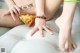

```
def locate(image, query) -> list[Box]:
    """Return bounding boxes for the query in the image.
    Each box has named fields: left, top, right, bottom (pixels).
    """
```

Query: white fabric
left=11, top=39, right=58, bottom=53
left=10, top=26, right=59, bottom=53
left=0, top=25, right=31, bottom=53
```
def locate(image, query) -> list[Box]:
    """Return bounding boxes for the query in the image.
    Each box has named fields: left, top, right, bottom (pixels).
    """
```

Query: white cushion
left=25, top=31, right=58, bottom=44
left=11, top=39, right=58, bottom=53
left=11, top=26, right=59, bottom=53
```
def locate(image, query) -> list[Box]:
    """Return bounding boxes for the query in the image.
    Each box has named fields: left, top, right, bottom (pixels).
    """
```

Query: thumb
left=3, top=11, right=10, bottom=16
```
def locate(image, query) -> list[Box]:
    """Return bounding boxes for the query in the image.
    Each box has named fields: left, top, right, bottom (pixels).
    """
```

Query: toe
left=59, top=46, right=65, bottom=52
left=72, top=43, right=77, bottom=49
left=69, top=44, right=73, bottom=51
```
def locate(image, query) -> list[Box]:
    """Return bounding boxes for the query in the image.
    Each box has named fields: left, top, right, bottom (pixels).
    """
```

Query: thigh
left=0, top=9, right=23, bottom=27
left=45, top=0, right=62, bottom=20
left=15, top=0, right=62, bottom=20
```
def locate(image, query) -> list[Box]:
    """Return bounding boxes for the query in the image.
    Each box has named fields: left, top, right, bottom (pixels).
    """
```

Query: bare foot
left=55, top=16, right=77, bottom=52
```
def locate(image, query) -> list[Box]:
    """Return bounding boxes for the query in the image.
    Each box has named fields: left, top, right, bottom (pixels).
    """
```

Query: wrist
left=35, top=18, right=46, bottom=24
left=35, top=16, right=46, bottom=19
left=35, top=17, right=46, bottom=23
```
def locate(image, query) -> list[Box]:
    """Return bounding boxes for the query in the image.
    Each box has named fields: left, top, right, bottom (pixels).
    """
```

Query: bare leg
left=45, top=0, right=62, bottom=20
left=0, top=9, right=23, bottom=27
left=55, top=2, right=77, bottom=51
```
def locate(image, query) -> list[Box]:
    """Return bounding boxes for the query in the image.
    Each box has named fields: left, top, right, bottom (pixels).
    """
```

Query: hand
left=4, top=5, right=21, bottom=21
left=30, top=18, right=53, bottom=37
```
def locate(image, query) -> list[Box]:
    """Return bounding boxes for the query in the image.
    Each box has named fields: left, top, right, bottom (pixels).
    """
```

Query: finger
left=67, top=43, right=70, bottom=52
left=69, top=44, right=73, bottom=52
left=65, top=42, right=69, bottom=52
left=66, top=48, right=69, bottom=52
left=12, top=8, right=19, bottom=18
left=43, top=26, right=53, bottom=34
left=59, top=48, right=65, bottom=52
left=12, top=8, right=19, bottom=16
left=72, top=43, right=77, bottom=49
left=46, top=25, right=53, bottom=31
left=10, top=10, right=16, bottom=21
left=71, top=44, right=74, bottom=51
left=30, top=26, right=38, bottom=36
left=3, top=11, right=10, bottom=16
left=14, top=6, right=21, bottom=15
left=39, top=27, right=44, bottom=37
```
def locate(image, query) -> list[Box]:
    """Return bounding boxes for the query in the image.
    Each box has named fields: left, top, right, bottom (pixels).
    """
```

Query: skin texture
left=55, top=2, right=77, bottom=52
left=0, top=0, right=62, bottom=27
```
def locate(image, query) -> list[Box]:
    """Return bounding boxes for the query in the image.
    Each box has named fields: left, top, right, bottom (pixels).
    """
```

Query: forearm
left=62, top=2, right=77, bottom=18
left=5, top=0, right=15, bottom=6
left=35, top=0, right=45, bottom=16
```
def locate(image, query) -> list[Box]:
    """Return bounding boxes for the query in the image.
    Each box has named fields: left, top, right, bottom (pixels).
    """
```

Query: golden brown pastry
left=19, top=14, right=35, bottom=27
